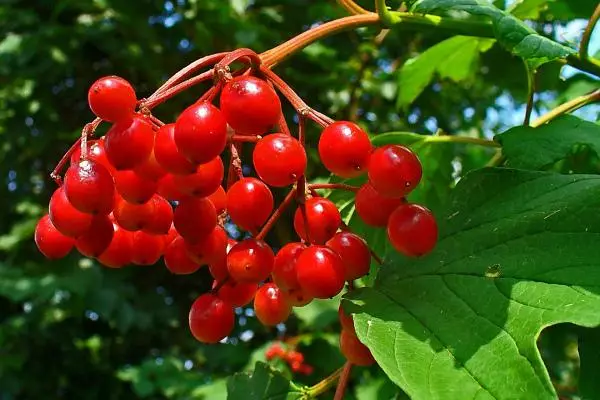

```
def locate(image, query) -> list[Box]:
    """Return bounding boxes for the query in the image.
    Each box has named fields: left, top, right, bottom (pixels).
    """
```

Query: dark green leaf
left=227, top=362, right=306, bottom=400
left=577, top=326, right=600, bottom=399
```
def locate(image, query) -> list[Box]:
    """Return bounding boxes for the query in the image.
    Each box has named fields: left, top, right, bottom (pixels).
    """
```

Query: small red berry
left=64, top=159, right=115, bottom=215
left=189, top=293, right=234, bottom=343
left=173, top=197, right=217, bottom=243
left=326, top=232, right=370, bottom=281
left=70, top=138, right=114, bottom=173
left=227, top=239, right=274, bottom=283
left=154, top=123, right=197, bottom=175
left=164, top=236, right=201, bottom=274
left=208, top=255, right=229, bottom=282
left=207, top=186, right=227, bottom=214
left=283, top=287, right=313, bottom=307
left=114, top=170, right=157, bottom=204
left=296, top=246, right=345, bottom=299
left=338, top=305, right=355, bottom=335
left=340, top=329, right=375, bottom=366
left=318, top=121, right=372, bottom=178
left=355, top=183, right=405, bottom=227
left=113, top=196, right=154, bottom=231
left=49, top=187, right=93, bottom=238
left=104, top=114, right=154, bottom=170
left=75, top=215, right=114, bottom=257
left=226, top=178, right=274, bottom=231
left=157, top=174, right=187, bottom=201
left=254, top=283, right=291, bottom=326
left=387, top=203, right=437, bottom=257
left=272, top=242, right=306, bottom=291
left=253, top=133, right=306, bottom=187
left=185, top=225, right=228, bottom=265
left=134, top=148, right=166, bottom=182
left=215, top=280, right=258, bottom=308
left=368, top=145, right=422, bottom=198
left=88, top=76, right=137, bottom=122
left=142, top=195, right=173, bottom=235
left=35, top=215, right=75, bottom=259
left=98, top=224, right=134, bottom=268
left=131, top=231, right=164, bottom=265
left=293, top=197, right=341, bottom=245
left=265, top=343, right=285, bottom=361
left=173, top=156, right=224, bottom=197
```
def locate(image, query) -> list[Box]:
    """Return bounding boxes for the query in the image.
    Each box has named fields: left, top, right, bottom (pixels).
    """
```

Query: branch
left=580, top=3, right=600, bottom=61
left=523, top=62, right=536, bottom=126
left=530, top=89, right=600, bottom=128
left=425, top=135, right=500, bottom=147
left=375, top=0, right=395, bottom=28
left=333, top=362, right=353, bottom=400
left=337, top=0, right=370, bottom=15
left=305, top=365, right=344, bottom=397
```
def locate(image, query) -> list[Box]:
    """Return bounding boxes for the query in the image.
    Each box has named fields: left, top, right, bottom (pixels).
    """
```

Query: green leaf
left=509, top=0, right=552, bottom=20
left=345, top=168, right=600, bottom=400
left=577, top=326, right=600, bottom=399
left=408, top=0, right=576, bottom=68
left=396, top=36, right=494, bottom=108
left=496, top=115, right=600, bottom=170
left=227, top=362, right=305, bottom=400
left=293, top=295, right=340, bottom=330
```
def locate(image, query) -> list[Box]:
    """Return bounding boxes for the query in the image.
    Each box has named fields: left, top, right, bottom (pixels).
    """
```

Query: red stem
left=255, top=188, right=297, bottom=241
left=143, top=70, right=214, bottom=109
left=214, top=48, right=262, bottom=80
left=333, top=362, right=353, bottom=400
left=308, top=183, right=359, bottom=193
left=227, top=143, right=243, bottom=189
left=154, top=52, right=227, bottom=95
left=231, top=134, right=262, bottom=143
left=278, top=112, right=292, bottom=136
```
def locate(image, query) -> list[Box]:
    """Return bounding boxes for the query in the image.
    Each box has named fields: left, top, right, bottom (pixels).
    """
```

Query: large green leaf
left=396, top=36, right=495, bottom=108
left=496, top=115, right=600, bottom=170
left=345, top=168, right=600, bottom=400
left=227, top=362, right=305, bottom=400
left=408, top=0, right=576, bottom=68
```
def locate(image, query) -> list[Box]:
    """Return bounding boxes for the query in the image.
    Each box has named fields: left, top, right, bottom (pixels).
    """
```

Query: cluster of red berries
left=34, top=49, right=437, bottom=367
left=264, top=342, right=313, bottom=375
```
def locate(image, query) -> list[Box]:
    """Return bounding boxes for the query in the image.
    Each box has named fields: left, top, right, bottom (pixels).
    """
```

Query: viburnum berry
left=355, top=183, right=405, bottom=227
left=220, top=76, right=281, bottom=135
left=208, top=255, right=229, bottom=282
left=189, top=293, right=234, bottom=343
left=98, top=223, right=134, bottom=268
left=154, top=123, right=197, bottom=175
left=174, top=102, right=227, bottom=165
left=75, top=214, right=114, bottom=257
left=340, top=329, right=375, bottom=366
left=173, top=156, right=224, bottom=197
left=227, top=238, right=274, bottom=283
left=142, top=195, right=173, bottom=235
left=272, top=242, right=306, bottom=291
left=157, top=174, right=187, bottom=201
left=283, top=287, right=313, bottom=307
left=131, top=231, right=164, bottom=265
left=293, top=197, right=341, bottom=245
left=70, top=138, right=114, bottom=173
left=113, top=196, right=154, bottom=231
left=387, top=203, right=437, bottom=257
left=134, top=148, right=166, bottom=182
left=226, top=177, right=273, bottom=231
left=207, top=186, right=227, bottom=214
left=253, top=133, right=306, bottom=187
left=114, top=170, right=157, bottom=204
left=64, top=159, right=115, bottom=215
left=296, top=245, right=345, bottom=299
left=35, top=215, right=75, bottom=259
left=48, top=187, right=93, bottom=238
left=326, top=232, right=370, bottom=281
left=88, top=76, right=137, bottom=122
left=338, top=305, right=355, bottom=335
left=265, top=343, right=286, bottom=361
left=368, top=144, right=422, bottom=198
left=318, top=121, right=372, bottom=178
left=215, top=280, right=258, bottom=308
left=173, top=197, right=217, bottom=243
left=254, top=283, right=291, bottom=326
left=164, top=236, right=201, bottom=275
left=104, top=114, right=154, bottom=170
left=164, top=223, right=178, bottom=247
left=185, top=225, right=228, bottom=265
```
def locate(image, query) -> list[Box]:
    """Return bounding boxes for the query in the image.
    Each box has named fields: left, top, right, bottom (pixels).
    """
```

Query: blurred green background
left=1, top=0, right=598, bottom=398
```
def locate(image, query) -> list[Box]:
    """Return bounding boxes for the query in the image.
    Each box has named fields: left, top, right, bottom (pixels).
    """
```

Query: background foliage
left=0, top=0, right=598, bottom=399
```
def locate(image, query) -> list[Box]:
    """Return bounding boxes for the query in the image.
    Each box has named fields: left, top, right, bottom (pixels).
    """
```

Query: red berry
left=368, top=145, right=422, bottom=198
left=207, top=186, right=227, bottom=214
left=355, top=183, right=405, bottom=227
left=134, top=148, right=166, bottom=182
left=157, top=174, right=187, bottom=201
left=220, top=76, right=281, bottom=135
left=105, top=114, right=154, bottom=170
left=253, top=133, right=306, bottom=187
left=88, top=76, right=136, bottom=122
left=185, top=225, right=228, bottom=265
left=318, top=121, right=371, bottom=178
left=164, top=236, right=201, bottom=274
left=164, top=223, right=178, bottom=246
left=173, top=156, right=224, bottom=197
left=326, top=232, right=370, bottom=281
left=387, top=203, right=437, bottom=257
left=154, top=123, right=197, bottom=175
left=173, top=197, right=217, bottom=243
left=49, top=187, right=93, bottom=238
left=131, top=231, right=164, bottom=265
left=265, top=343, right=285, bottom=360
left=227, top=239, right=274, bottom=283
left=296, top=246, right=345, bottom=299
left=293, top=197, right=341, bottom=245
left=143, top=195, right=173, bottom=235
left=272, top=242, right=306, bottom=291
left=64, top=160, right=114, bottom=215
left=113, top=196, right=154, bottom=231
left=254, top=283, right=291, bottom=326
left=114, top=170, right=157, bottom=204
left=35, top=215, right=75, bottom=259
left=98, top=224, right=134, bottom=268
left=283, top=288, right=313, bottom=307
left=338, top=305, right=355, bottom=335
left=209, top=255, right=229, bottom=282
left=227, top=178, right=273, bottom=231
left=174, top=102, right=227, bottom=165
left=70, top=138, right=114, bottom=173
left=340, top=329, right=375, bottom=366
left=75, top=215, right=114, bottom=257
left=189, top=293, right=234, bottom=343
left=286, top=350, right=304, bottom=365
left=215, top=280, right=258, bottom=307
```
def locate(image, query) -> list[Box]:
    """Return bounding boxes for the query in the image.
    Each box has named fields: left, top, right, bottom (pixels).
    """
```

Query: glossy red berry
left=355, top=183, right=405, bottom=227
left=64, top=159, right=114, bottom=215
left=105, top=114, right=154, bottom=170
left=174, top=102, right=227, bottom=165
left=215, top=280, right=258, bottom=308
left=173, top=156, right=224, bottom=197
left=35, top=215, right=75, bottom=259
left=143, top=195, right=173, bottom=235
left=164, top=236, right=201, bottom=274
left=157, top=174, right=187, bottom=201
left=293, top=197, right=341, bottom=245
left=227, top=238, right=274, bottom=283
left=131, top=231, right=164, bottom=265
left=207, top=186, right=227, bottom=214
left=98, top=224, right=134, bottom=268
left=113, top=196, right=154, bottom=231
left=226, top=178, right=273, bottom=231
left=283, top=288, right=313, bottom=307
left=340, top=329, right=375, bottom=366
left=220, top=76, right=281, bottom=135
left=134, top=148, right=166, bottom=182
left=208, top=255, right=229, bottom=282
left=387, top=203, right=437, bottom=257
left=272, top=242, right=306, bottom=291
left=154, top=123, right=197, bottom=175
left=70, top=138, right=114, bottom=173
left=326, top=232, right=370, bottom=281
left=189, top=293, right=235, bottom=343
left=48, top=187, right=93, bottom=238
left=368, top=145, right=422, bottom=198
left=88, top=76, right=136, bottom=122
left=253, top=133, right=306, bottom=187
left=164, top=223, right=178, bottom=246
left=254, top=283, right=291, bottom=326
left=185, top=225, right=228, bottom=265
left=114, top=170, right=157, bottom=204
left=173, top=197, right=217, bottom=243
left=296, top=246, right=345, bottom=299
left=75, top=215, right=114, bottom=257
left=338, top=305, right=355, bottom=335
left=318, top=121, right=371, bottom=178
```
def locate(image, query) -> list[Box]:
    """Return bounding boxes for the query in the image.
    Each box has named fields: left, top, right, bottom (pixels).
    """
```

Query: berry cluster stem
left=337, top=0, right=370, bottom=15
left=305, top=365, right=344, bottom=397
left=580, top=3, right=600, bottom=61
left=255, top=188, right=297, bottom=241
left=308, top=183, right=360, bottom=193
left=531, top=89, right=600, bottom=128
left=333, top=362, right=353, bottom=400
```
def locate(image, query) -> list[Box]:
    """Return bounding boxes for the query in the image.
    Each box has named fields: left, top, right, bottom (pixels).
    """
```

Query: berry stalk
left=333, top=362, right=353, bottom=400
